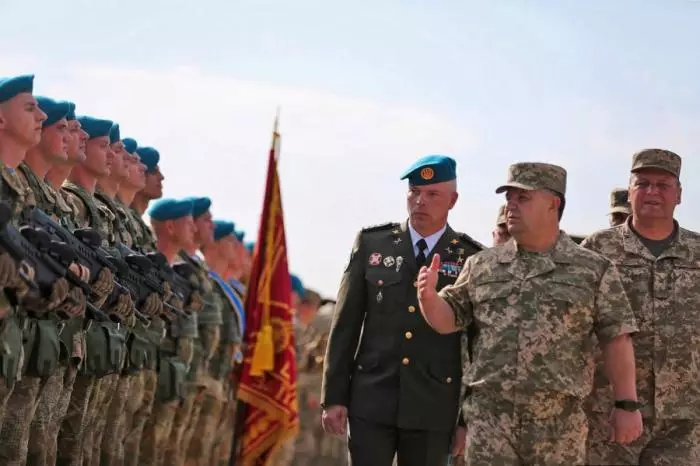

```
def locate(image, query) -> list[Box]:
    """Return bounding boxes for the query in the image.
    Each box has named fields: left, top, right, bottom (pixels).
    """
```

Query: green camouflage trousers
left=56, top=374, right=97, bottom=465
left=139, top=398, right=179, bottom=466
left=124, top=369, right=157, bottom=466
left=100, top=373, right=135, bottom=465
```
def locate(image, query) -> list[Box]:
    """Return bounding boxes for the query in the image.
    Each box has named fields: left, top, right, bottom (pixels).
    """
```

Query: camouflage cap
left=495, top=162, right=567, bottom=197
left=496, top=204, right=506, bottom=226
left=631, top=148, right=681, bottom=178
left=609, top=187, right=631, bottom=215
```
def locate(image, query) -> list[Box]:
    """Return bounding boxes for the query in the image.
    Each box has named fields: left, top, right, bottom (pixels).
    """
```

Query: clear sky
left=2, top=0, right=699, bottom=297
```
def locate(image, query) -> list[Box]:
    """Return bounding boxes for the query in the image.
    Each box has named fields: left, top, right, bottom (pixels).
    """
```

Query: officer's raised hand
left=417, top=254, right=441, bottom=301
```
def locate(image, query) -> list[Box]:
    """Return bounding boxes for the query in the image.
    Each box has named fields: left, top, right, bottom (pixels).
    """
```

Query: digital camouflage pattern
left=495, top=162, right=567, bottom=196
left=630, top=148, right=681, bottom=178
left=438, top=232, right=638, bottom=464
left=581, top=220, right=700, bottom=464
left=609, top=187, right=631, bottom=215
left=496, top=204, right=506, bottom=226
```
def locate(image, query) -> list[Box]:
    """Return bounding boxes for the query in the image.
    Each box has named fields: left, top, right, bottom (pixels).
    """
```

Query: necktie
left=416, top=238, right=428, bottom=269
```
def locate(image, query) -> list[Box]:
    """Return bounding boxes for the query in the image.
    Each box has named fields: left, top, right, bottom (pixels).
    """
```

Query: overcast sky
left=2, top=0, right=700, bottom=296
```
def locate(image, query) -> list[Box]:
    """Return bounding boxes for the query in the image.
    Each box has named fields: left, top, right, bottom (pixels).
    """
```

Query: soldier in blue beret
left=321, top=154, right=483, bottom=466
left=46, top=101, right=88, bottom=189
left=26, top=96, right=71, bottom=166
left=189, top=219, right=245, bottom=463
left=0, top=74, right=47, bottom=168
left=131, top=146, right=164, bottom=223
left=122, top=137, right=138, bottom=155
left=68, top=116, right=114, bottom=190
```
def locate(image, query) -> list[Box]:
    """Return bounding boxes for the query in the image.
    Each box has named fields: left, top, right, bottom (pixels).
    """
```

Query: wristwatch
left=614, top=399, right=642, bottom=412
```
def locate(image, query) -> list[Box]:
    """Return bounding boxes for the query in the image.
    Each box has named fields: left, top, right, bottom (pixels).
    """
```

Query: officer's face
left=407, top=181, right=458, bottom=233
left=39, top=118, right=69, bottom=162
left=629, top=170, right=681, bottom=221
left=609, top=212, right=629, bottom=227
left=66, top=120, right=87, bottom=163
left=504, top=188, right=560, bottom=236
left=84, top=135, right=112, bottom=176
left=142, top=167, right=164, bottom=199
left=0, top=93, right=47, bottom=147
left=109, top=141, right=129, bottom=179
left=492, top=224, right=510, bottom=246
left=194, top=211, right=214, bottom=247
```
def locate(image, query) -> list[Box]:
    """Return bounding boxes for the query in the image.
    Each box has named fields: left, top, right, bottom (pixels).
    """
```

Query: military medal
left=393, top=237, right=402, bottom=245
left=445, top=246, right=453, bottom=255
left=395, top=256, right=404, bottom=272
left=383, top=256, right=395, bottom=268
left=369, top=253, right=382, bottom=266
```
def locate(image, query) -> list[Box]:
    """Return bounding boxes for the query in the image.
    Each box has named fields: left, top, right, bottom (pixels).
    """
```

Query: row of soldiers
left=0, top=72, right=267, bottom=466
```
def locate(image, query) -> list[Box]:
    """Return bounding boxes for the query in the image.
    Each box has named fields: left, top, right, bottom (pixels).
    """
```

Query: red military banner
left=236, top=117, right=299, bottom=466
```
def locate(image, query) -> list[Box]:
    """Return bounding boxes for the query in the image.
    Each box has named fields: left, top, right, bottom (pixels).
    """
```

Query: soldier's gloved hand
left=187, top=290, right=204, bottom=314
left=69, top=262, right=90, bottom=283
left=141, top=292, right=163, bottom=318
left=54, top=286, right=87, bottom=319
left=0, top=252, right=19, bottom=288
left=108, top=291, right=134, bottom=323
left=90, top=267, right=115, bottom=304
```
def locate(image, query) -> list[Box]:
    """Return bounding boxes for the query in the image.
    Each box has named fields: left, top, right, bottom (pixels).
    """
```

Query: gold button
left=446, top=377, right=453, bottom=383
left=405, top=331, right=413, bottom=340
left=357, top=364, right=363, bottom=370
left=408, top=306, right=416, bottom=313
left=402, top=357, right=410, bottom=365
left=378, top=279, right=384, bottom=286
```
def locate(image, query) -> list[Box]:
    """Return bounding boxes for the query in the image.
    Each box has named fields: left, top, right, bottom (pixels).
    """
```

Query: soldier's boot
left=0, top=375, right=45, bottom=465
left=56, top=375, right=96, bottom=466
left=27, top=365, right=66, bottom=466
left=91, top=373, right=120, bottom=466
left=123, top=369, right=155, bottom=466
left=100, top=374, right=133, bottom=465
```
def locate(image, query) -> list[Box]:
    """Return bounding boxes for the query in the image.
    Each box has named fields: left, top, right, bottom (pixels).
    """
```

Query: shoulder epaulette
left=457, top=232, right=487, bottom=251
left=361, top=222, right=400, bottom=233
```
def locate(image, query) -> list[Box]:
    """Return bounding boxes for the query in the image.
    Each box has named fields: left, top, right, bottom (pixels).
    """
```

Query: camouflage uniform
left=438, top=163, right=638, bottom=466
left=15, top=163, right=88, bottom=466
left=122, top=205, right=163, bottom=466
left=165, top=252, right=222, bottom=466
left=186, top=270, right=242, bottom=466
left=0, top=163, right=79, bottom=466
left=57, top=181, right=125, bottom=466
left=582, top=149, right=700, bottom=466
left=292, top=304, right=347, bottom=466
left=0, top=164, right=35, bottom=445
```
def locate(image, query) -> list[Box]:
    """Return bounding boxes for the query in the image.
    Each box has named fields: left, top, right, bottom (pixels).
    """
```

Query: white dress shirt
left=408, top=223, right=447, bottom=258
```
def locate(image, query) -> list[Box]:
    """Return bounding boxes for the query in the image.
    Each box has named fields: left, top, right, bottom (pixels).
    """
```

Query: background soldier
left=608, top=187, right=631, bottom=227
left=492, top=204, right=510, bottom=245
left=582, top=149, right=700, bottom=465
left=142, top=198, right=200, bottom=466
left=418, top=162, right=642, bottom=465
left=321, top=155, right=482, bottom=466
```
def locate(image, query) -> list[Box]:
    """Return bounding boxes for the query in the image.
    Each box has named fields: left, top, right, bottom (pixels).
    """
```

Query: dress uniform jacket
left=321, top=221, right=483, bottom=433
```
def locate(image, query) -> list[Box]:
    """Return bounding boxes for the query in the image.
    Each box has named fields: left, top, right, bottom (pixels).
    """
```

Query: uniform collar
left=408, top=221, right=447, bottom=254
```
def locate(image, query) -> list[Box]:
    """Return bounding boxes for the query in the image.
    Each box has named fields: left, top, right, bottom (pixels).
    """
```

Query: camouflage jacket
left=440, top=231, right=638, bottom=414
left=0, top=163, right=35, bottom=224
left=17, top=163, right=78, bottom=230
left=61, top=182, right=117, bottom=249
left=130, top=207, right=157, bottom=253
left=582, top=219, right=700, bottom=420
left=94, top=190, right=133, bottom=248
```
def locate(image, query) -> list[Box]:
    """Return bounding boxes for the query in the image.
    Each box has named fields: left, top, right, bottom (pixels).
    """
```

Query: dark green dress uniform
left=321, top=155, right=483, bottom=466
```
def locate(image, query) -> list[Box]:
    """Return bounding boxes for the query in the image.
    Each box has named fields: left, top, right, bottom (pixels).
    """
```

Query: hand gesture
left=417, top=254, right=441, bottom=302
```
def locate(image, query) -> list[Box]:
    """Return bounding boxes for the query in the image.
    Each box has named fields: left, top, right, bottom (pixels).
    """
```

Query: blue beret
left=65, top=102, right=76, bottom=121
left=291, top=274, right=306, bottom=299
left=213, top=220, right=235, bottom=241
left=0, top=74, right=34, bottom=103
left=109, top=124, right=120, bottom=144
left=148, top=198, right=194, bottom=221
left=36, top=96, right=70, bottom=128
left=184, top=196, right=212, bottom=218
left=77, top=116, right=113, bottom=139
left=235, top=230, right=245, bottom=242
left=245, top=241, right=255, bottom=253
left=400, top=154, right=457, bottom=186
left=122, top=138, right=138, bottom=154
left=136, top=147, right=160, bottom=172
